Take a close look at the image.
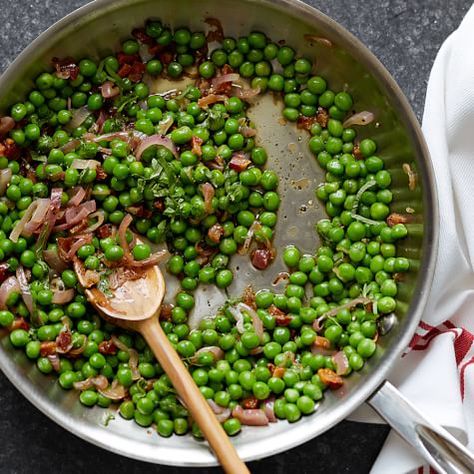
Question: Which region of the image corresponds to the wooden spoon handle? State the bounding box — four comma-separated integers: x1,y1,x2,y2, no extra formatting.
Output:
137,317,250,474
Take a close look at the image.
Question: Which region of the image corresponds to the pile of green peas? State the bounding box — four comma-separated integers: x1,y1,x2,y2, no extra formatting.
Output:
0,18,409,438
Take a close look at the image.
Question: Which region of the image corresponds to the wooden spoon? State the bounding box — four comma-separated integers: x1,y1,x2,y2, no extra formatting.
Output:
74,260,249,474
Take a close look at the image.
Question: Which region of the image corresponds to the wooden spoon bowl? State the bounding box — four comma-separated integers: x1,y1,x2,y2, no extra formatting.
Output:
73,259,249,474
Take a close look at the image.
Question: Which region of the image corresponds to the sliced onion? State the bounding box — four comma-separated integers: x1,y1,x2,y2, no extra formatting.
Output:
332,351,350,376
197,94,228,108
71,159,100,170
228,305,245,334
98,379,127,401
343,111,375,128
207,399,231,423
51,288,75,305
43,248,68,274
47,354,61,372
100,80,120,99
135,134,178,160
232,86,260,100
232,405,269,426
65,200,96,226
68,186,87,207
67,234,93,260
304,34,333,47
0,168,12,195
84,210,105,233
0,276,20,310
0,116,15,135
262,398,277,423
118,214,134,261
201,182,215,214
23,198,51,237
10,198,50,242
129,348,141,380
239,220,260,255
318,297,372,321
276,351,295,368
16,266,34,316
403,163,417,191
60,139,81,153
68,106,90,130
158,115,174,135
239,303,263,341
110,334,130,352
68,336,87,356
211,73,240,91
191,346,224,364
73,375,109,391
240,125,257,138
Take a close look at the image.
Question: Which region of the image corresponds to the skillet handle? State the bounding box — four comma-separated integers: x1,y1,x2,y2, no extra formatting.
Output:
367,381,474,474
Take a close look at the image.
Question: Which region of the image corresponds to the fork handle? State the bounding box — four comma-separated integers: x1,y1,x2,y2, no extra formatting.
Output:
137,316,250,474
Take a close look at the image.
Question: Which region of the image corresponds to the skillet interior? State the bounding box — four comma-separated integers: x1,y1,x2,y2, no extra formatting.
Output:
0,0,437,466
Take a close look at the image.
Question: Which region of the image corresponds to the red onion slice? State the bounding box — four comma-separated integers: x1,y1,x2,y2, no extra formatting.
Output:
100,80,120,99
211,73,240,90
16,266,34,316
71,159,100,170
201,183,215,214
98,379,127,401
60,139,81,153
47,354,61,372
68,106,90,130
232,405,269,426
68,186,87,207
262,398,277,423
332,351,350,376
134,134,178,160
0,276,20,310
342,111,375,128
10,198,50,242
191,346,224,364
51,288,75,305
0,168,12,195
73,375,109,391
208,399,231,423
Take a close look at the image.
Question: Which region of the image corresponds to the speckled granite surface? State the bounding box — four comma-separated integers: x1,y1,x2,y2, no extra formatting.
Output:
0,1,469,472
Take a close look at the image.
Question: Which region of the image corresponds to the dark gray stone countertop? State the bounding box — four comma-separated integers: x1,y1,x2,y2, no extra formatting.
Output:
0,1,469,473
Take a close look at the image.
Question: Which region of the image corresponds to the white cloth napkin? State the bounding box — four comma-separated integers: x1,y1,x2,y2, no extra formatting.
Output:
350,5,474,473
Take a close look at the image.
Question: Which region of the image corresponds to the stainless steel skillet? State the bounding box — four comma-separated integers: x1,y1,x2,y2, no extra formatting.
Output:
0,0,471,471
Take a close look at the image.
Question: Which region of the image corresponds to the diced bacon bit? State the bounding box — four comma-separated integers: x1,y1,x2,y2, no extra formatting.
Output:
158,50,175,65
296,115,318,131
191,136,203,157
126,205,152,219
9,317,29,331
98,340,117,355
132,28,154,45
318,368,344,390
201,182,215,214
353,143,363,160
56,329,72,352
393,272,405,283
268,305,292,326
205,17,224,43
207,223,224,243
229,153,251,172
274,367,286,378
241,285,256,310
148,43,165,56
195,242,218,266
117,53,146,83
40,341,57,357
0,263,11,285
160,303,173,321
95,165,107,180
52,57,80,80
242,396,259,409
316,107,329,128
96,224,114,239
69,220,89,235
118,63,132,78
1,138,20,160
251,247,273,270
387,212,410,227
314,336,332,350
153,199,165,212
